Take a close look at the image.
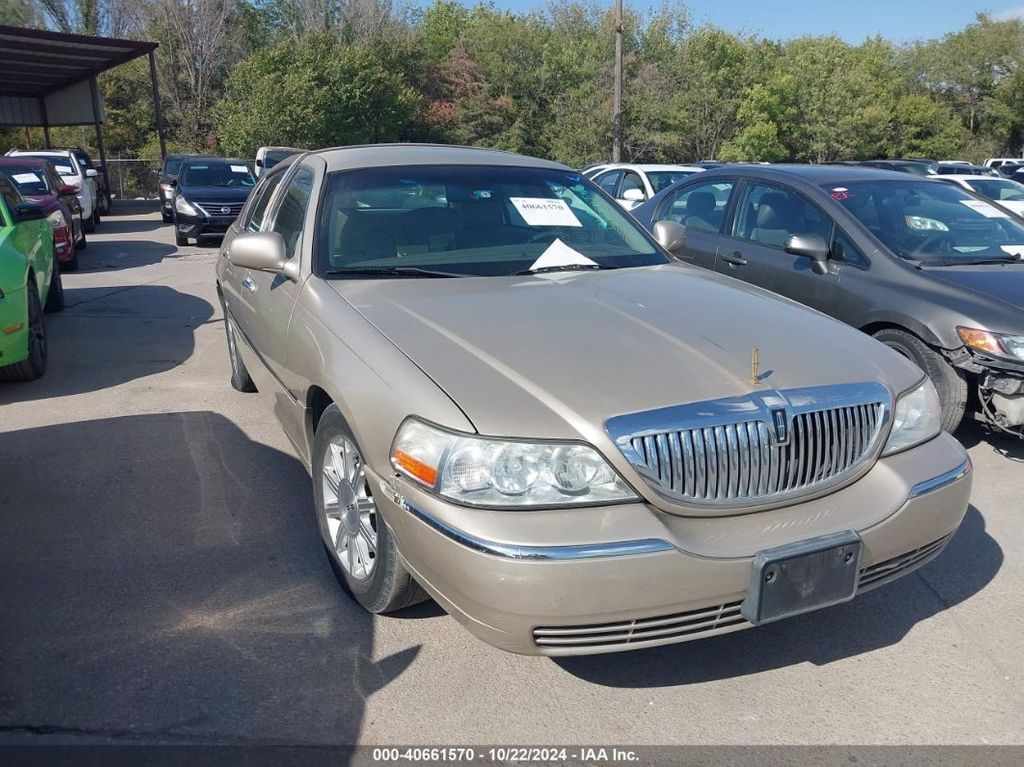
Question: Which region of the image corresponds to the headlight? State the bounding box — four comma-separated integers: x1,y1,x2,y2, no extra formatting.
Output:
958,326,1024,362
45,210,66,230
174,196,199,216
883,378,942,455
390,418,637,508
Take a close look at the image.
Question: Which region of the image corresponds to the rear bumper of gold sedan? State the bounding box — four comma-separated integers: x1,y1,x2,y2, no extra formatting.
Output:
375,432,972,656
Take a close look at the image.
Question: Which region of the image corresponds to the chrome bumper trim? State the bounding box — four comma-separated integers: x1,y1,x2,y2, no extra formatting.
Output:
404,502,675,561
908,457,972,499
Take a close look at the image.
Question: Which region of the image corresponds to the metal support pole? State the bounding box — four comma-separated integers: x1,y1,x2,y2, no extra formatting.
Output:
149,51,167,160
612,0,623,163
89,77,110,211
39,98,51,148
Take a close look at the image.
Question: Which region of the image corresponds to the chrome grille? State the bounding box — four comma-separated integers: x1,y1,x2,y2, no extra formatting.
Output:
607,383,890,507
195,201,244,217
533,601,746,649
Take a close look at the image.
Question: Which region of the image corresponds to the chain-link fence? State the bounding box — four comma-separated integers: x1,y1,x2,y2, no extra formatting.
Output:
104,158,161,200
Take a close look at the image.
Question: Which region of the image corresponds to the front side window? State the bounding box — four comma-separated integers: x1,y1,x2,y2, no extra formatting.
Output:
595,170,621,196
825,179,1024,263
734,182,832,248
270,166,314,259
244,172,286,233
0,175,24,212
655,179,736,233
317,165,665,277
164,157,185,176
181,161,255,188
619,171,644,198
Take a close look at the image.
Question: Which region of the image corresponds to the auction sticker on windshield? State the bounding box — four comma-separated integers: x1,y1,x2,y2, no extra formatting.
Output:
12,173,41,184
230,165,249,173
511,197,582,227
54,165,73,175
960,199,1009,218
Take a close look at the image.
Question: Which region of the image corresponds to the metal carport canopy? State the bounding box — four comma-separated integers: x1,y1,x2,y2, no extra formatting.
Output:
0,25,166,164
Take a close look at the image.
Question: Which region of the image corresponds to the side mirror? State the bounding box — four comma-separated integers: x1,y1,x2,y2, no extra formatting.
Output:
59,183,80,195
85,168,99,178
785,233,830,275
652,219,688,254
255,158,264,167
621,187,646,203
228,231,298,280
13,203,48,222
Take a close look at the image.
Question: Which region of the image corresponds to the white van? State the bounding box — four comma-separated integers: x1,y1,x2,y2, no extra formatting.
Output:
254,146,302,178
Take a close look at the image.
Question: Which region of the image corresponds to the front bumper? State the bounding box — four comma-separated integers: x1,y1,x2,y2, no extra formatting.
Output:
175,210,235,239
377,432,972,655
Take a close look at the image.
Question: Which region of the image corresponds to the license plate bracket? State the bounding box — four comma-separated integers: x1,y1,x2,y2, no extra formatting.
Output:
741,530,861,625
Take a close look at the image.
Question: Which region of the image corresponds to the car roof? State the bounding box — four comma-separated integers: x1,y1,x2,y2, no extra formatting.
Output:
311,144,567,173
936,174,1014,182
594,163,704,173
0,157,55,169
696,163,923,185
9,149,72,158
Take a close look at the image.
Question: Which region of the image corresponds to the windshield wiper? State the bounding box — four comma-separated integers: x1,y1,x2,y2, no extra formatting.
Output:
918,255,1022,267
324,266,465,279
514,263,618,275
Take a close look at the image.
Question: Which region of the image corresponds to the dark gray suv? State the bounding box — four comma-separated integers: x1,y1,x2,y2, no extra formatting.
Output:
633,164,1024,437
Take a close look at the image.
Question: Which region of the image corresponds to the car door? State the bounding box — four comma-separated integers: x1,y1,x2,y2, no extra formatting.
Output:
648,177,737,269
237,162,316,394
717,180,840,313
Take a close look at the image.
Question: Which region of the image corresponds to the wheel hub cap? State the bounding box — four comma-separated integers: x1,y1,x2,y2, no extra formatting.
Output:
320,435,377,580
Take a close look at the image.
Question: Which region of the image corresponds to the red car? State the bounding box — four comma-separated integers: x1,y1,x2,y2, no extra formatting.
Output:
0,157,86,271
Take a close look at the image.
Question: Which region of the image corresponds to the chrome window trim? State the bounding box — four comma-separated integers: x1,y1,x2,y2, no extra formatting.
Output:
907,457,972,499
402,501,675,561
605,382,892,509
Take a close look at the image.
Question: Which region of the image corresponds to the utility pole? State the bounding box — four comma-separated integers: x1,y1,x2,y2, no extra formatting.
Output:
612,0,623,162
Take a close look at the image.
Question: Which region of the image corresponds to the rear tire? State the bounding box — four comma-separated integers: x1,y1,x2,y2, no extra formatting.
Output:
44,263,64,313
0,281,46,381
873,328,967,433
63,248,79,272
312,405,428,614
162,211,173,223
223,310,257,393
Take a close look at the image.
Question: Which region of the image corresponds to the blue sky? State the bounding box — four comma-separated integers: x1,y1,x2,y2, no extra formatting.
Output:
464,1,1024,42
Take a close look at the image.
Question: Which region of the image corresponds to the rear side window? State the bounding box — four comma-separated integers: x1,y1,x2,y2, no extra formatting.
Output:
269,165,315,259
733,182,832,248
655,179,736,233
244,172,286,233
0,175,24,213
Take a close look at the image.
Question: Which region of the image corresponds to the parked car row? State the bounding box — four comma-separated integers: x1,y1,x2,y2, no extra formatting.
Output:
214,145,975,657
0,172,64,381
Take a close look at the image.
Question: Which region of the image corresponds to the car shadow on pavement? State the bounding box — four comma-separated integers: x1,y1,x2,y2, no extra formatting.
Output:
555,505,1000,687
0,412,418,744
76,239,178,272
96,218,168,236
0,285,214,406
954,420,1024,461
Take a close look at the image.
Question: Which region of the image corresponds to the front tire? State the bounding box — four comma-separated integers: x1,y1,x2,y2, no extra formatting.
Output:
83,209,96,233
175,233,189,247
312,405,427,613
0,281,46,381
873,328,967,433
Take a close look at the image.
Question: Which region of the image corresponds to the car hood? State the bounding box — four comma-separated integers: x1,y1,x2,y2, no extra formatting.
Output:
922,263,1024,313
331,264,921,441
177,186,251,202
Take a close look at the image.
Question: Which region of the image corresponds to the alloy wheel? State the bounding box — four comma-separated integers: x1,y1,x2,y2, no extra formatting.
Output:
320,435,378,580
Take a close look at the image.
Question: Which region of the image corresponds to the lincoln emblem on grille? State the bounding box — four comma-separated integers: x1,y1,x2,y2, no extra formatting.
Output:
771,408,789,444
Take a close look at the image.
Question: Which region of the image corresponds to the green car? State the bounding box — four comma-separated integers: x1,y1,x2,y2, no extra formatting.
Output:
0,173,64,381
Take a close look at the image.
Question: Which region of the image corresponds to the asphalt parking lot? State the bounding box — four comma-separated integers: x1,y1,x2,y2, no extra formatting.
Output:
1,206,1022,746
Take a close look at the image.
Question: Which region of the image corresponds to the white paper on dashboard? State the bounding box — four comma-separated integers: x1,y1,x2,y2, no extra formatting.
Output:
528,238,598,271
959,199,1009,218
230,164,248,173
1000,245,1024,257
54,165,73,175
510,197,582,227
12,172,40,184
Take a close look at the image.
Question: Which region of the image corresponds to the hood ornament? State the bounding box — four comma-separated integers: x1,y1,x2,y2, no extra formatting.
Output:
751,347,760,386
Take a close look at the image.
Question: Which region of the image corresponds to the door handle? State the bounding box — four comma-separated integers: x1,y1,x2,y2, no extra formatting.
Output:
721,251,748,266
241,275,257,294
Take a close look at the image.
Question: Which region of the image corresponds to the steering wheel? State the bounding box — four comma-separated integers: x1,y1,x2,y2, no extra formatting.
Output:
915,234,955,255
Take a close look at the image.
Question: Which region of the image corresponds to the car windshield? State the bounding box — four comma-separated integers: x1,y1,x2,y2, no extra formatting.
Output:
825,180,1024,262
21,155,75,177
181,161,255,188
2,167,50,196
318,165,665,277
647,170,697,193
968,178,1024,202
